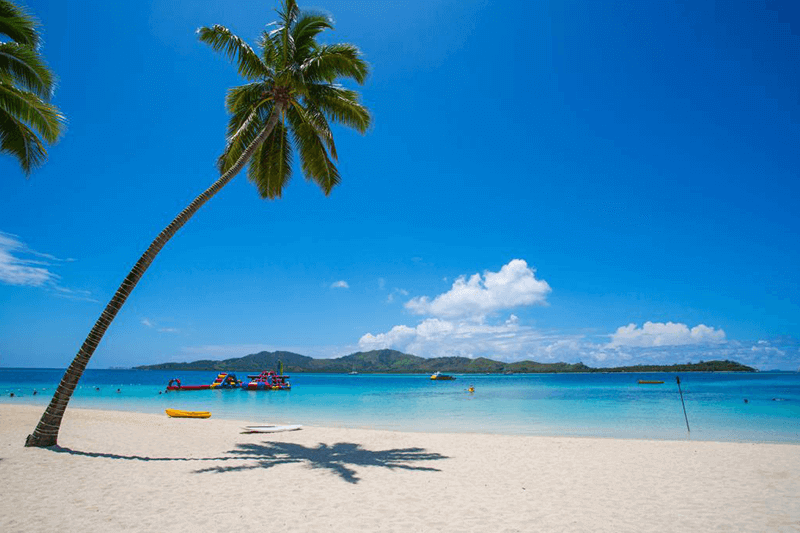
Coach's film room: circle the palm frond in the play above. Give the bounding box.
[291,99,336,160]
[197,25,269,80]
[305,83,371,133]
[287,104,340,194]
[248,120,292,198]
[217,103,271,174]
[224,81,270,116]
[258,28,281,69]
[302,43,368,84]
[0,83,63,143]
[291,12,332,62]
[273,0,303,72]
[0,42,54,98]
[0,108,47,175]
[277,0,300,28]
[0,0,39,47]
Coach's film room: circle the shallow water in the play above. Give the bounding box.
[2,369,798,443]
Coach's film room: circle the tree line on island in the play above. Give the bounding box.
[135,349,756,373]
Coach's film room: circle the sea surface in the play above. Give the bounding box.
[1,369,798,443]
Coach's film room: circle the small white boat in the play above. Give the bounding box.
[241,425,302,433]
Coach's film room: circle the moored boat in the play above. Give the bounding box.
[638,380,665,384]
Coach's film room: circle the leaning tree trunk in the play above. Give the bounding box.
[26,105,285,447]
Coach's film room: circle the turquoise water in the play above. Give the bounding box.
[1,369,798,443]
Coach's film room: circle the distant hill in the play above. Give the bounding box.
[135,350,314,372]
[134,350,756,373]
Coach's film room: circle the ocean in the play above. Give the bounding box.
[2,368,798,443]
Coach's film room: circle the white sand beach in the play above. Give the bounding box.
[1,404,798,532]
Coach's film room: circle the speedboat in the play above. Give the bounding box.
[430,371,455,381]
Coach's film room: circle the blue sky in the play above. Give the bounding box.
[1,0,798,370]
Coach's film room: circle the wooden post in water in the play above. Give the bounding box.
[676,376,690,433]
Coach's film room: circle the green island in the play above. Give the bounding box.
[135,349,756,373]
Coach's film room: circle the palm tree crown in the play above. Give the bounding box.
[198,0,370,198]
[0,0,64,175]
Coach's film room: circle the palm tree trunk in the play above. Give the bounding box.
[25,104,285,447]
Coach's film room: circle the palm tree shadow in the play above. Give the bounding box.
[50,446,229,462]
[48,442,448,484]
[195,441,448,483]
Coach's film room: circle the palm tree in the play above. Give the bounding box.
[25,0,370,447]
[0,0,64,174]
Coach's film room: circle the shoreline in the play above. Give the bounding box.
[2,404,800,532]
[6,400,798,446]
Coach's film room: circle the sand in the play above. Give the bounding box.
[1,404,798,532]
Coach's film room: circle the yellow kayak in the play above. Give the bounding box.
[165,409,211,419]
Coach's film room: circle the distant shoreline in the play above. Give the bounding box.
[131,349,758,374]
[131,369,756,374]
[1,367,763,374]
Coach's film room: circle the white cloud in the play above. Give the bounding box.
[356,261,796,369]
[360,260,553,358]
[0,232,58,286]
[142,317,178,333]
[357,319,800,369]
[386,288,408,303]
[609,322,726,347]
[405,259,551,319]
[0,231,93,300]
[330,280,349,289]
[360,316,535,358]
[52,286,94,300]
